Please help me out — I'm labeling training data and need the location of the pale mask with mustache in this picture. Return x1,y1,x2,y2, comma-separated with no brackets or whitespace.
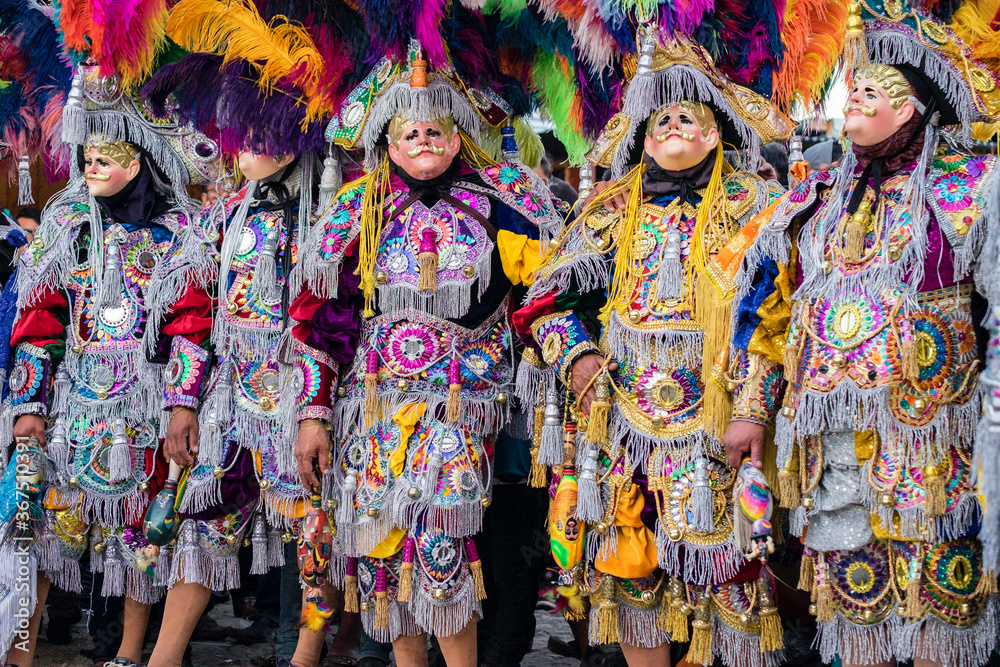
387,116,462,181
83,142,141,197
843,66,921,147
643,102,720,172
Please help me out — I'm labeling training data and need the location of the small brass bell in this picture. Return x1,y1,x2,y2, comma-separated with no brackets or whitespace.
243,538,251,548
961,603,971,615
226,534,238,545
480,497,492,508
68,476,79,488
808,603,817,616
213,467,225,479
912,398,926,411
93,542,105,554
433,588,447,600
495,392,508,405
396,379,409,391
337,387,347,398
97,390,108,400
781,406,796,419
259,397,273,410
139,481,150,493
640,591,654,604
366,506,380,518
408,487,422,500
880,492,894,506
739,613,750,624
360,602,371,612
226,302,238,314
462,266,476,278
802,496,815,510
259,479,271,490
71,343,83,355
668,529,681,540
375,271,389,284
281,532,294,544
831,353,847,368
863,610,874,622
595,522,608,535
325,499,339,510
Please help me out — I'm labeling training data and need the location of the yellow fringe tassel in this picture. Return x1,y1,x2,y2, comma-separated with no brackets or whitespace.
843,215,867,264
397,561,413,602
923,468,947,517
529,400,547,487
374,590,389,629
417,249,438,293
356,157,391,318
364,371,378,428
688,602,713,666
760,607,784,652
905,577,921,619
815,584,835,623
586,374,610,446
779,445,801,509
596,163,648,325
446,382,461,423
981,572,998,595
698,270,734,440
669,597,690,643
344,574,359,614
901,339,920,382
782,343,800,382
470,558,487,601
799,553,815,592
528,446,548,488
596,602,620,645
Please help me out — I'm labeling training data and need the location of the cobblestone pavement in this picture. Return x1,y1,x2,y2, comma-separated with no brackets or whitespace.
33,603,580,667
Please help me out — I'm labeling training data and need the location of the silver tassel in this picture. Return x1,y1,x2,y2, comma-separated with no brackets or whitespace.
215,368,233,424
108,418,132,484
538,388,563,466
317,154,342,214
690,458,714,533
249,514,269,575
656,223,683,301
576,447,603,522
337,472,357,526
422,451,444,500
62,69,86,145
52,366,71,418
788,135,804,189
47,418,70,474
97,239,123,311
252,227,281,302
17,155,33,205
197,403,224,467
622,33,658,121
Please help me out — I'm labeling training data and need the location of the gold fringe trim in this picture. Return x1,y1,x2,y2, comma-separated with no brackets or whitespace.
446,381,461,423
595,601,620,645
901,338,920,382
688,604,713,666
815,584,835,623
759,607,784,652
374,590,389,629
397,562,413,602
528,446,548,488
904,577,922,619
417,250,438,293
698,273,734,440
597,163,648,325
923,469,947,517
344,574,359,614
798,553,815,593
469,558,487,601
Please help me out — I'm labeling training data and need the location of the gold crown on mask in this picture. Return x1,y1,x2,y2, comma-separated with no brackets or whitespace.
386,115,457,146
646,102,717,139
83,135,141,169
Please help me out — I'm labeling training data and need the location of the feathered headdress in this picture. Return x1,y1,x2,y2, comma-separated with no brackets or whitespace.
841,0,1000,137
0,0,75,203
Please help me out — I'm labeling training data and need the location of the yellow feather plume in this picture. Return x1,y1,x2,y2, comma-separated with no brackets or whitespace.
166,0,326,119
951,2,1000,64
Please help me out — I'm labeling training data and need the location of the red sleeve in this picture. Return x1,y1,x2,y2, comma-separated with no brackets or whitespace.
162,286,213,346
11,287,68,349
289,288,325,346
511,291,558,338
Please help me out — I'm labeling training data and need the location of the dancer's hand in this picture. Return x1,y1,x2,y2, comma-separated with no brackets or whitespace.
296,420,331,491
722,420,766,469
582,181,629,212
13,414,46,447
164,407,199,467
570,353,606,417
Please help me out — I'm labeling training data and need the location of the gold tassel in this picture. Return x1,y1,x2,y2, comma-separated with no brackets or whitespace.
815,584,835,623
397,561,413,602
904,576,921,619
779,446,801,509
586,374,610,446
758,584,784,652
364,351,378,428
374,590,389,628
356,160,391,317
922,464,947,517
598,163,648,325
782,343,800,382
843,210,868,263
528,446,547,488
469,558,487,601
843,1,871,72
697,275,734,439
344,574,359,614
798,553,815,592
446,359,462,422
981,572,998,595
901,338,920,382
417,246,438,293
688,598,713,666
595,575,619,645
665,578,690,640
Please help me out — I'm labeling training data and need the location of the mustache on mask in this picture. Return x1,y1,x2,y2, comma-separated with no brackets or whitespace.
655,129,695,143
844,103,877,118
406,144,445,158
86,173,111,182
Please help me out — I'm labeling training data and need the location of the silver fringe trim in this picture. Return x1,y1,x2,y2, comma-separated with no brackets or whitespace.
585,596,670,648
603,312,704,370
713,614,784,667
168,520,242,592
815,611,901,665
409,571,482,639
895,594,998,667
656,524,741,586
359,599,420,644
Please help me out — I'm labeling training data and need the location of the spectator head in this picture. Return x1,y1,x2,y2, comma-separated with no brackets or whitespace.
534,153,553,183
16,207,40,240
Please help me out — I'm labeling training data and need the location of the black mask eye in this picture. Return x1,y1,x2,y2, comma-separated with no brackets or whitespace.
194,140,218,160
